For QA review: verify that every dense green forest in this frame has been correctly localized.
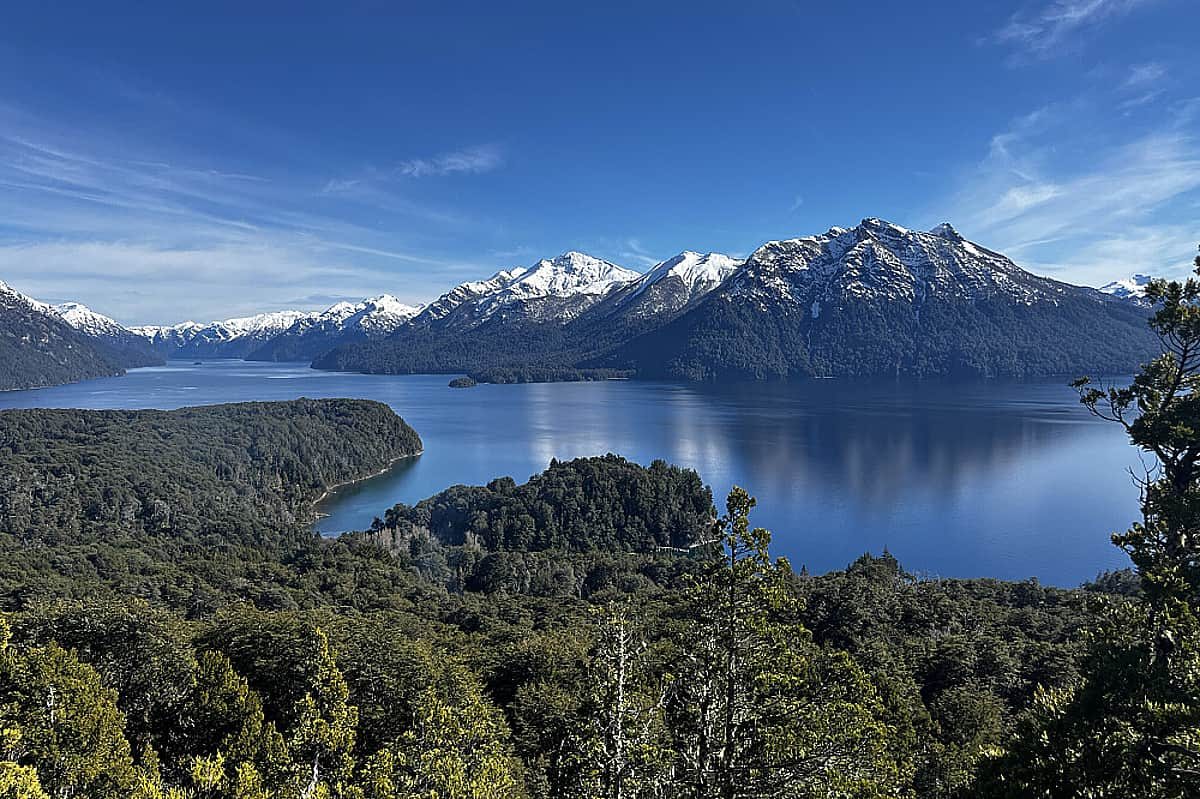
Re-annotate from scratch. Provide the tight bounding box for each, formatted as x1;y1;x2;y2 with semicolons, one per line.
314;292;1156;384
0;399;422;605
368;454;714;551
2;254;1199;797
602;293;1159;381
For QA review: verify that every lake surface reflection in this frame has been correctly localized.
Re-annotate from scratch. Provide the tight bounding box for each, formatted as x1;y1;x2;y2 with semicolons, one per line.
0;360;1140;585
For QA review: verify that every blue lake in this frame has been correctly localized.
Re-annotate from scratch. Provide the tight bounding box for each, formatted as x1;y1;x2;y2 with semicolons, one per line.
0;360;1141;586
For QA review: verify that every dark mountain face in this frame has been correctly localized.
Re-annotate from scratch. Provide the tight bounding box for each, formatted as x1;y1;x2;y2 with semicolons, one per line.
49;305;161;368
314;253;644;375
602;220;1158;380
0;284;124;391
315;251;740;376
319;220;1158;382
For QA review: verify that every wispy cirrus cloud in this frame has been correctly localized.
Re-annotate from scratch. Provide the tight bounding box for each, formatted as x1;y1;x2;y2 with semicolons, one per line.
0;104;497;323
936;96;1200;287
618;238;661;267
322;144;504;195
992;0;1153;59
1118;62;1169;109
398;145;503;178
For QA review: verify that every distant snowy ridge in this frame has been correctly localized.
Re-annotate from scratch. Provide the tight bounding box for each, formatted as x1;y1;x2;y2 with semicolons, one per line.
242;295;424;362
635;252;740;296
133;310;318;359
470;252;641;323
52;302;130;338
0;279;52;315
1098;274;1153;303
131;311;313;343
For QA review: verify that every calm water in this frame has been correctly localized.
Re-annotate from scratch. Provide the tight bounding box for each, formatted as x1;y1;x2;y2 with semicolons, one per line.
0;360;1142;586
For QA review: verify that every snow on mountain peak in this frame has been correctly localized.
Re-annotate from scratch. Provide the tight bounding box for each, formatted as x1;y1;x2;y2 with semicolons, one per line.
362;294;422;318
1099;274;1153;301
219;310;314;335
604;250;742;317
501;252;640;301
51;302;128;337
320;302;360;321
0;279;51;314
860;217;911;236
929;222;962;241
736;217;1056;306
636;251;741;294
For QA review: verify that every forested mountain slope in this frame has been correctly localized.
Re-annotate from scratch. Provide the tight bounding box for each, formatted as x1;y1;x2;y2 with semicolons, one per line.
51;301;164;368
604;220;1158;379
0;280;125;391
319;221;1157;381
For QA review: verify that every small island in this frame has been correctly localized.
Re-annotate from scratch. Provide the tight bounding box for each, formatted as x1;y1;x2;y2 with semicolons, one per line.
448;376;477;388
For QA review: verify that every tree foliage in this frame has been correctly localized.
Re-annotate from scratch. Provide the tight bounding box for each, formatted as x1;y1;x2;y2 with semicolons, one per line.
977;244;1200;797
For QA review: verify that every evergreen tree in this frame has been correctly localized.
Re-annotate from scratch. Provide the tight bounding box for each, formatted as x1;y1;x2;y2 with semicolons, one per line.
289;630;359;799
977;245;1200;797
170;651;292;794
378;670;525;799
670;488;907;798
584;604;672;799
0;616;136;798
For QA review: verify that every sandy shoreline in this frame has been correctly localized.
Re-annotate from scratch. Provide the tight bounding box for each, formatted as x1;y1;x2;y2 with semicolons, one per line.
311;450;423;520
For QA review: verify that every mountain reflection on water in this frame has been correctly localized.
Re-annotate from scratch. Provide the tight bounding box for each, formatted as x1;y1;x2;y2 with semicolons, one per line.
0;361;1139;586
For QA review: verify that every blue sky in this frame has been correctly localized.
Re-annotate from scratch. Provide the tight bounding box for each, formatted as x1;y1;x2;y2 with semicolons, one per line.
0;0;1196;324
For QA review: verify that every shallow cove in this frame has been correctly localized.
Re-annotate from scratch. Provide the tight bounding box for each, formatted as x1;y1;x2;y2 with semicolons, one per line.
0;359;1141;586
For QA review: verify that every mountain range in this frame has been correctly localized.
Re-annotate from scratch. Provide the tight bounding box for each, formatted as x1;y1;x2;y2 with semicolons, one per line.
0;282;142;391
0;219;1162;390
317;220;1158;381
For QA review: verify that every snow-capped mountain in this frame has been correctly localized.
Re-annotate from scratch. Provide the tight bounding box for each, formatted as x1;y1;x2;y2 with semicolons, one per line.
53;302;129;338
130;321;206;352
1099;274;1153;303
248;295;423;362
447;252;641;329
315;251;644;373
589;251;741;322
134;310;317;359
51;302;163;367
349;295;423;336
0;280;53;316
723;219;1066;310
412;268;527;325
2;218;1165;388
496;252;639;302
607;219;1157;380
0;280;126;390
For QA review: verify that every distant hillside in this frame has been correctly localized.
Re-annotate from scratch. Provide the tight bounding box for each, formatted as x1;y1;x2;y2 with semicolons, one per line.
0;281;125;391
247;295;421;362
51;302;164;368
317;221;1158;381
0;399;422;551
605;220;1158;379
